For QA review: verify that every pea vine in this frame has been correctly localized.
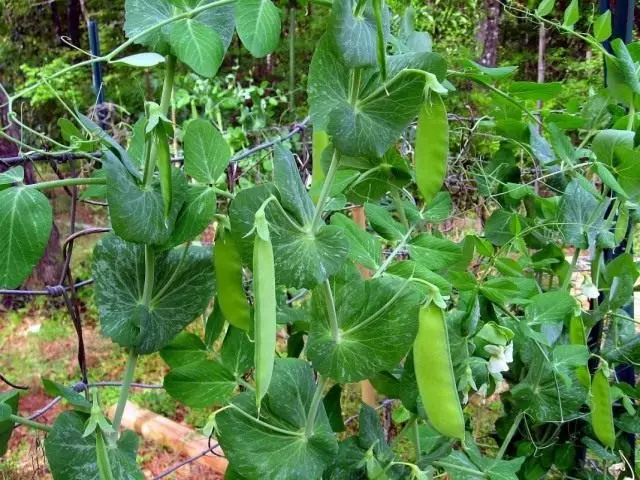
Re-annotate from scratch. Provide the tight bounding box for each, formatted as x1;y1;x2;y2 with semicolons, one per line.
1;0;639;479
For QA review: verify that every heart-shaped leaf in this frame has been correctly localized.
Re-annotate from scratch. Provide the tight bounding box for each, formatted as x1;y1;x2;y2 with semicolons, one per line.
235;0;281;57
92;234;215;354
183;119;231;184
0;187;53;288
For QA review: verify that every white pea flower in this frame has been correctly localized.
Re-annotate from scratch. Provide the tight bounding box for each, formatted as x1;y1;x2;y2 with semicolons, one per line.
486;342;514;375
581;282;599;299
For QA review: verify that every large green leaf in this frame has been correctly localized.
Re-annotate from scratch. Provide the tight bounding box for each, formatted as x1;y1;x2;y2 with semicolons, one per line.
364;202;407;241
169;18;224;77
105;153;187;245
235;0;281;57
525;291;577;326
216;359;338;479
164;359;237;407
591;129;634;166
0;187;53;288
183;119;231;184
327;69;426;157
92;234;215;354
229;184;348;289
307;268;421;382
331;0;390;68
124;0;235;53
559;179;608;248
408;234;462;271
45;412;142;480
0;390;19;456
436;449;524;480
160;331;209;368
273;145;315;225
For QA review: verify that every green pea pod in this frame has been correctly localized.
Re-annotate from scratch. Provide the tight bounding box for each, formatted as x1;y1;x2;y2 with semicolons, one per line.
415;94;448;207
215;229;251;331
155;129;172;220
591;365;615;449
413;303;465;441
372;0;386;81
253;210;276;411
96;430;115;480
569;316;590;389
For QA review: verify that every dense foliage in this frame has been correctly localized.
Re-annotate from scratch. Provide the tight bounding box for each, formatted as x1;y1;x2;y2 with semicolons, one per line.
1;0;639;479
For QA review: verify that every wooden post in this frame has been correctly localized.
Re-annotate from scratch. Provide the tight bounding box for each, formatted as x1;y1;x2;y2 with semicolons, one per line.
352;206;377;407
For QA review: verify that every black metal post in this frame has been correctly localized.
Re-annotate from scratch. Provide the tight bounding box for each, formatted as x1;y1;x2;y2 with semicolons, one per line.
88;20;106;128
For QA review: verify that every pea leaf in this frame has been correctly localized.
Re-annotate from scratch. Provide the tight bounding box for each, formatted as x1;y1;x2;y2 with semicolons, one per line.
163;359;237;408
124;0;235;54
183;119;231;184
330;213;382;271
559;179;608;248
169;19;224;77
0;390;19;456
220;326;255;378
216;359;338;479
536;0;555;16
105;153;187;246
42;378;92;413
307;269;421;382
594;10;612;42
562;0;579;28
436;449;524;480
235;0;281;57
160;331;208;368
364;202;407;241
591;129;634;166
45;411;143;480
0;166;23;186
0;187;53;288
93;234;215;354
273;145;315;225
331;0;390;68
525;291;577;326
327;69;426;158
229;184;348;289
163;184;217;248
408;234;462;271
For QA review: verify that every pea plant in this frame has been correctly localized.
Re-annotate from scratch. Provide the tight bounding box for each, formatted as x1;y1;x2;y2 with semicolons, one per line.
1;0;639;478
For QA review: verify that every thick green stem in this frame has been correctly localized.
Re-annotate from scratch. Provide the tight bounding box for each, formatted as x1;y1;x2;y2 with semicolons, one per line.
311;149;341;232
412;419;421;462
111;349;137;435
497;412;523;460
143;55;176;187
26;177;105;190
11;414;52;433
348;69;362;105
305;375;329;438
373;226;415;279
322;280;340;343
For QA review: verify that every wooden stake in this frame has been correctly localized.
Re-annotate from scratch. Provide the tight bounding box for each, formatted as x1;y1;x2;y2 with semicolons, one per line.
352;206;377;407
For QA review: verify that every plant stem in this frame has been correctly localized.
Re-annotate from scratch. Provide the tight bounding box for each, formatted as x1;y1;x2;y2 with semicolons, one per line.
373;226;415;279
412;419;421;462
348;68;362;105
305;375;328;438
11;414;52;433
143;55;176;187
496;411;523;460
322;279;340;343
311;149;341;232
26;177;105;190
111;349;137;434
561;248;580;291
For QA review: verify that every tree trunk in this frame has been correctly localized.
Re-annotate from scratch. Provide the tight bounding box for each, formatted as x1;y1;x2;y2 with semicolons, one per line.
67;0;82;46
478;0;503;67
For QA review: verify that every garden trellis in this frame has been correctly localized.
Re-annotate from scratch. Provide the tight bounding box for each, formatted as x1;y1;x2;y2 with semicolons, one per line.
1;0;640;479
